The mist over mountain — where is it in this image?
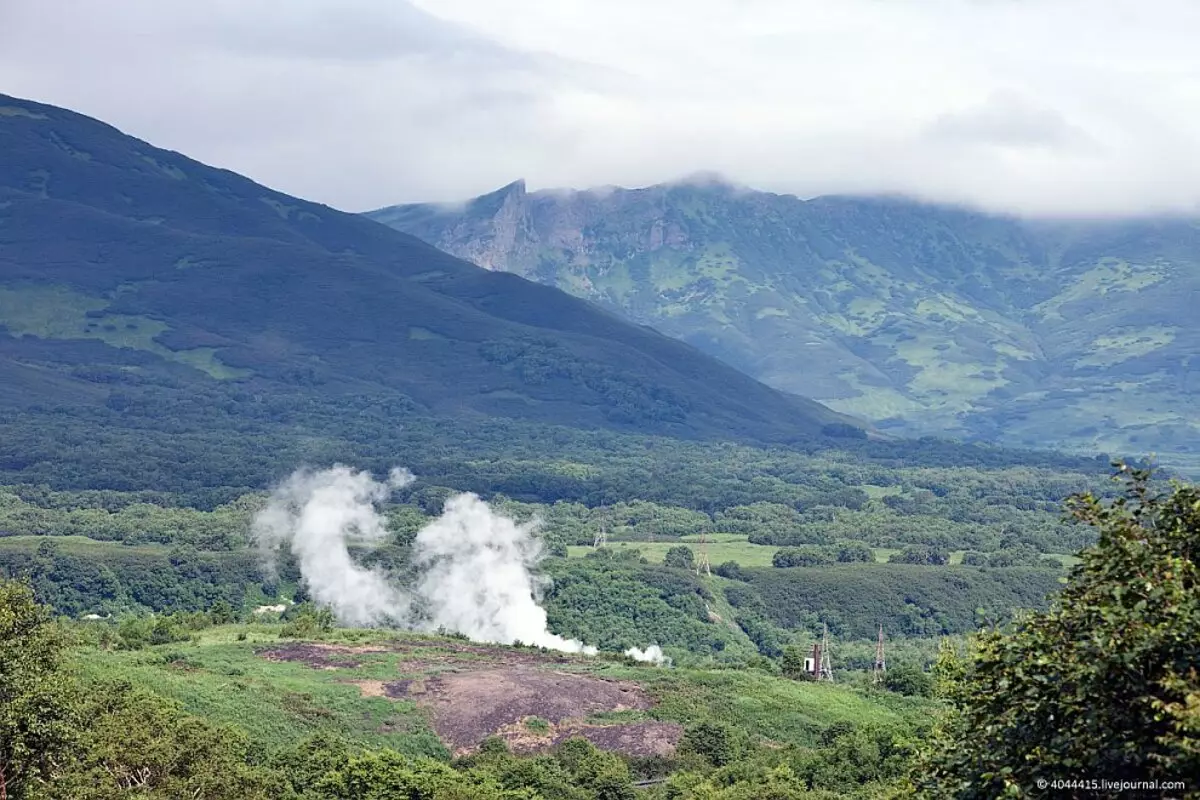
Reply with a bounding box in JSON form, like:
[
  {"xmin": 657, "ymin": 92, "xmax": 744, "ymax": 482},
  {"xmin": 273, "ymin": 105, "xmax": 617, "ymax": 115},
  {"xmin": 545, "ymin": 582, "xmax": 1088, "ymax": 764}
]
[
  {"xmin": 0, "ymin": 94, "xmax": 855, "ymax": 462},
  {"xmin": 370, "ymin": 178, "xmax": 1200, "ymax": 470}
]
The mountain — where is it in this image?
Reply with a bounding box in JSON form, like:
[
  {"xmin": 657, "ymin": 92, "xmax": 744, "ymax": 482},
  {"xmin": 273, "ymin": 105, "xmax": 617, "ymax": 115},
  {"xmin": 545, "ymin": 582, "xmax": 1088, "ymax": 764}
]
[
  {"xmin": 0, "ymin": 94, "xmax": 861, "ymax": 462},
  {"xmin": 369, "ymin": 179, "xmax": 1200, "ymax": 470}
]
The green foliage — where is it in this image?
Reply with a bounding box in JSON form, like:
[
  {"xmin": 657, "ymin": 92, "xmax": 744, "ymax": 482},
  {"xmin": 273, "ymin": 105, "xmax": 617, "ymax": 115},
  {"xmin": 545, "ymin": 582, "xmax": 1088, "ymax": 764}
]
[
  {"xmin": 835, "ymin": 542, "xmax": 874, "ymax": 563},
  {"xmin": 280, "ymin": 603, "xmax": 335, "ymax": 639},
  {"xmin": 543, "ymin": 559, "xmax": 741, "ymax": 657},
  {"xmin": 313, "ymin": 750, "xmax": 531, "ymax": 800},
  {"xmin": 270, "ymin": 732, "xmax": 352, "ymax": 797},
  {"xmin": 882, "ymin": 665, "xmax": 932, "ymax": 698},
  {"xmin": 0, "ymin": 536, "xmax": 266, "ymax": 617},
  {"xmin": 0, "ymin": 486, "xmax": 257, "ymax": 548},
  {"xmin": 772, "ymin": 546, "xmax": 834, "ymax": 568},
  {"xmin": 45, "ymin": 681, "xmax": 288, "ymax": 800},
  {"xmin": 910, "ymin": 468, "xmax": 1200, "ymax": 797},
  {"xmin": 679, "ymin": 721, "xmax": 739, "ymax": 767},
  {"xmin": 746, "ymin": 564, "xmax": 1062, "ymax": 639},
  {"xmin": 664, "ymin": 545, "xmax": 696, "ymax": 571},
  {"xmin": 780, "ymin": 645, "xmax": 809, "ymax": 680},
  {"xmin": 114, "ymin": 614, "xmax": 192, "ymax": 649},
  {"xmin": 0, "ymin": 580, "xmax": 78, "ymax": 800},
  {"xmin": 712, "ymin": 561, "xmax": 746, "ymax": 581},
  {"xmin": 887, "ymin": 546, "xmax": 949, "ymax": 566}
]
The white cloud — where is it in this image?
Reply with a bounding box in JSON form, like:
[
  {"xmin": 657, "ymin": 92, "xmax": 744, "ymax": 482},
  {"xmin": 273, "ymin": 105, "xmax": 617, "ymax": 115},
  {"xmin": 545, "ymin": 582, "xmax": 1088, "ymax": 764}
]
[{"xmin": 2, "ymin": 0, "xmax": 1199, "ymax": 215}]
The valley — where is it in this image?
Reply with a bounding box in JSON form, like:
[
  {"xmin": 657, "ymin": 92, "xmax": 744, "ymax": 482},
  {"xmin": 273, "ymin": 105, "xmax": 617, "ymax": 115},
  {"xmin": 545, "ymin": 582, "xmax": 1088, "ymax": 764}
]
[{"xmin": 1, "ymin": 89, "xmax": 1196, "ymax": 799}]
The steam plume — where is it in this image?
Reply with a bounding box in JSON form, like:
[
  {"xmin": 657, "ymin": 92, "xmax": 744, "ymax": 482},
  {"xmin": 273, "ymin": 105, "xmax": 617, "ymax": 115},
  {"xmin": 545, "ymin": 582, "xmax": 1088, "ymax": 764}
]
[
  {"xmin": 252, "ymin": 466, "xmax": 602, "ymax": 655},
  {"xmin": 624, "ymin": 645, "xmax": 668, "ymax": 666},
  {"xmin": 252, "ymin": 466, "xmax": 413, "ymax": 625},
  {"xmin": 413, "ymin": 493, "xmax": 595, "ymax": 653}
]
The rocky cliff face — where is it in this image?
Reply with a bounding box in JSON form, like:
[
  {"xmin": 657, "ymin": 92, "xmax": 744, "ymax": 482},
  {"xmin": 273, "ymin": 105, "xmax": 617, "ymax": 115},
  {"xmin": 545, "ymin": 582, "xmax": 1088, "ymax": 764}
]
[{"xmin": 368, "ymin": 179, "xmax": 1200, "ymax": 472}]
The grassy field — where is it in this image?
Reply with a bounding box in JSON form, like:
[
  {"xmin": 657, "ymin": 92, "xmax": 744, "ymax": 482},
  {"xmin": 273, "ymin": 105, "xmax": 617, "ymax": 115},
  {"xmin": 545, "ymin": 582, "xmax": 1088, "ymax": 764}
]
[
  {"xmin": 567, "ymin": 538, "xmax": 778, "ymax": 567},
  {"xmin": 568, "ymin": 538, "xmax": 1080, "ymax": 572},
  {"xmin": 75, "ymin": 626, "xmax": 447, "ymax": 755},
  {"xmin": 567, "ymin": 538, "xmax": 978, "ymax": 567},
  {"xmin": 0, "ymin": 284, "xmax": 248, "ymax": 379},
  {"xmin": 1041, "ymin": 552, "xmax": 1083, "ymax": 568},
  {"xmin": 0, "ymin": 534, "xmax": 172, "ymax": 556},
  {"xmin": 73, "ymin": 626, "xmax": 936, "ymax": 756}
]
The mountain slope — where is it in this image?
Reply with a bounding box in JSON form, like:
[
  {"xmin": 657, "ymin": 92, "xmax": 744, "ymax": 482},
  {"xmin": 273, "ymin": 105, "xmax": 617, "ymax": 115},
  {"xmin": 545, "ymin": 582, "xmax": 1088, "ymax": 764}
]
[
  {"xmin": 369, "ymin": 179, "xmax": 1200, "ymax": 468},
  {"xmin": 0, "ymin": 95, "xmax": 854, "ymax": 447}
]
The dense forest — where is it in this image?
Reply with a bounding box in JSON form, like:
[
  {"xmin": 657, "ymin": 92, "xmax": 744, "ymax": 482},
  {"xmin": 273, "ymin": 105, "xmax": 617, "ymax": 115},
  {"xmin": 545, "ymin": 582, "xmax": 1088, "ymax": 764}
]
[{"xmin": 0, "ymin": 412, "xmax": 1108, "ymax": 658}]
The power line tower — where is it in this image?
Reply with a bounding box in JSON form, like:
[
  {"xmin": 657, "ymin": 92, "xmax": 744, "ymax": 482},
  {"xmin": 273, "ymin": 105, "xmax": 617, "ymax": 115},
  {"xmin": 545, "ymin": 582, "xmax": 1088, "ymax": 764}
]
[
  {"xmin": 695, "ymin": 530, "xmax": 711, "ymax": 577},
  {"xmin": 695, "ymin": 504, "xmax": 715, "ymax": 577},
  {"xmin": 815, "ymin": 624, "xmax": 834, "ymax": 682},
  {"xmin": 873, "ymin": 624, "xmax": 887, "ymax": 685},
  {"xmin": 593, "ymin": 510, "xmax": 608, "ymax": 549}
]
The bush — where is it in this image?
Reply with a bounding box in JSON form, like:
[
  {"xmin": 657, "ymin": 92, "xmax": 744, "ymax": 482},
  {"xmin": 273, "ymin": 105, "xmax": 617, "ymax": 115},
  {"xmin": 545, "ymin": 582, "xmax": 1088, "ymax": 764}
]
[
  {"xmin": 780, "ymin": 644, "xmax": 809, "ymax": 679},
  {"xmin": 772, "ymin": 546, "xmax": 834, "ymax": 568},
  {"xmin": 663, "ymin": 545, "xmax": 695, "ymax": 571},
  {"xmin": 713, "ymin": 560, "xmax": 746, "ymax": 581},
  {"xmin": 888, "ymin": 546, "xmax": 949, "ymax": 566},
  {"xmin": 883, "ymin": 663, "xmax": 933, "ymax": 697},
  {"xmin": 680, "ymin": 721, "xmax": 737, "ymax": 767},
  {"xmin": 836, "ymin": 542, "xmax": 874, "ymax": 563},
  {"xmin": 279, "ymin": 603, "xmax": 335, "ymax": 638}
]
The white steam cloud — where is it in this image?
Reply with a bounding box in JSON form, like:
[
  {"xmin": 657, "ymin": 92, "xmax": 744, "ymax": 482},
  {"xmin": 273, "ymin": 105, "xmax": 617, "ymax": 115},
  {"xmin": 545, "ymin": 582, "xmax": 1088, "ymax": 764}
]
[
  {"xmin": 412, "ymin": 492, "xmax": 594, "ymax": 653},
  {"xmin": 624, "ymin": 645, "xmax": 668, "ymax": 666},
  {"xmin": 252, "ymin": 465, "xmax": 619, "ymax": 657},
  {"xmin": 252, "ymin": 466, "xmax": 414, "ymax": 625}
]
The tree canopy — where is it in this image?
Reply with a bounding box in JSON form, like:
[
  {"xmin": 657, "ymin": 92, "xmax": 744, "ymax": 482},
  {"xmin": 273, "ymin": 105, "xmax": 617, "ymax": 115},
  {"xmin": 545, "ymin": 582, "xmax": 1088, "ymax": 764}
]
[{"xmin": 910, "ymin": 466, "xmax": 1200, "ymax": 797}]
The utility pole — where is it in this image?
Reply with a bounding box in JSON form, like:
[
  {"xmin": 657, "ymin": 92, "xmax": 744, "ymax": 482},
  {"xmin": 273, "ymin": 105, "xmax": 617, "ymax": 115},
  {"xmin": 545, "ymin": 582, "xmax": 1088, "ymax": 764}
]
[{"xmin": 873, "ymin": 624, "xmax": 887, "ymax": 685}]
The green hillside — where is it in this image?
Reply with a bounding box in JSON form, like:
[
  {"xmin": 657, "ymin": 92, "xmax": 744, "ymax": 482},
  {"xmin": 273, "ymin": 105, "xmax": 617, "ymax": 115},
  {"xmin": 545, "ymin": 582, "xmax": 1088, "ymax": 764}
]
[
  {"xmin": 74, "ymin": 626, "xmax": 934, "ymax": 755},
  {"xmin": 0, "ymin": 93, "xmax": 854, "ymax": 476},
  {"xmin": 370, "ymin": 180, "xmax": 1200, "ymax": 472}
]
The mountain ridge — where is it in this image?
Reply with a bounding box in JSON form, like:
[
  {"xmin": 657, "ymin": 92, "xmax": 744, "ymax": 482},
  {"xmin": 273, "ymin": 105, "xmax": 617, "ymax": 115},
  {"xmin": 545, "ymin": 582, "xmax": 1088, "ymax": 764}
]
[
  {"xmin": 369, "ymin": 179, "xmax": 1200, "ymax": 470},
  {"xmin": 0, "ymin": 93, "xmax": 855, "ymax": 452}
]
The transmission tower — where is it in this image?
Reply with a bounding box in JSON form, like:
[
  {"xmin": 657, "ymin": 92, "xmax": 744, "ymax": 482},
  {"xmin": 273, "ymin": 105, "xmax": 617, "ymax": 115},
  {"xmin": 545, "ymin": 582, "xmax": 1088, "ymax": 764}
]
[
  {"xmin": 695, "ymin": 530, "xmax": 711, "ymax": 577},
  {"xmin": 873, "ymin": 624, "xmax": 887, "ymax": 685},
  {"xmin": 816, "ymin": 623, "xmax": 834, "ymax": 682},
  {"xmin": 593, "ymin": 511, "xmax": 608, "ymax": 549}
]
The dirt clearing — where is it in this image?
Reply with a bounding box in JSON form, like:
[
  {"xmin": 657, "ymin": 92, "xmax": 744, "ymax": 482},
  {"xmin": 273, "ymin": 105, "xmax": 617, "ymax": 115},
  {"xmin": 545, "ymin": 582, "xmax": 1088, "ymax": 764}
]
[
  {"xmin": 386, "ymin": 666, "xmax": 680, "ymax": 756},
  {"xmin": 255, "ymin": 639, "xmax": 682, "ymax": 756},
  {"xmin": 257, "ymin": 643, "xmax": 386, "ymax": 669}
]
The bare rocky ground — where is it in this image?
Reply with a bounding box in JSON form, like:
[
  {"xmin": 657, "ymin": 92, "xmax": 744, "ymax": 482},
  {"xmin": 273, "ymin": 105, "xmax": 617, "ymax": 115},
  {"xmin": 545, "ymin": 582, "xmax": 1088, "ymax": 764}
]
[{"xmin": 256, "ymin": 639, "xmax": 682, "ymax": 757}]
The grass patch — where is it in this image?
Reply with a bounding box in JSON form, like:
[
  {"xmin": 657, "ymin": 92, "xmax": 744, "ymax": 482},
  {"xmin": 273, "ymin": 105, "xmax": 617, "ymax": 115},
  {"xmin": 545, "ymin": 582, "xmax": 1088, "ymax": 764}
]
[
  {"xmin": 0, "ymin": 106, "xmax": 48, "ymax": 119},
  {"xmin": 630, "ymin": 666, "xmax": 935, "ymax": 746},
  {"xmin": 0, "ymin": 284, "xmax": 249, "ymax": 379},
  {"xmin": 567, "ymin": 539, "xmax": 778, "ymax": 568},
  {"xmin": 1076, "ymin": 326, "xmax": 1177, "ymax": 367},
  {"xmin": 872, "ymin": 548, "xmax": 900, "ymax": 564},
  {"xmin": 74, "ymin": 628, "xmax": 446, "ymax": 756}
]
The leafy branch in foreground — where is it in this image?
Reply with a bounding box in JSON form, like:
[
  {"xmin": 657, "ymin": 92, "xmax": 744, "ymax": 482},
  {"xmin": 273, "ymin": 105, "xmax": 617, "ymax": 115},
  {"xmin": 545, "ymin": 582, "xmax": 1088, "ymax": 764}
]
[
  {"xmin": 907, "ymin": 465, "xmax": 1200, "ymax": 798},
  {"xmin": 0, "ymin": 581, "xmax": 78, "ymax": 800}
]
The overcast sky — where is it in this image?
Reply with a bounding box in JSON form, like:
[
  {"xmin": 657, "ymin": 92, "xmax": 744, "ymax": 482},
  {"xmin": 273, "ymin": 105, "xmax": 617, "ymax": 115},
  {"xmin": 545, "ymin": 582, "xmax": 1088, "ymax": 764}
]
[{"xmin": 2, "ymin": 0, "xmax": 1199, "ymax": 216}]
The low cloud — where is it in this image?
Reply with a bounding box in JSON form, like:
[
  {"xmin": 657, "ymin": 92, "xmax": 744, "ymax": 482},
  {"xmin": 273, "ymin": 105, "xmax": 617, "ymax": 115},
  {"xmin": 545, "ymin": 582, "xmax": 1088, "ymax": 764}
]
[{"xmin": 2, "ymin": 0, "xmax": 1199, "ymax": 215}]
